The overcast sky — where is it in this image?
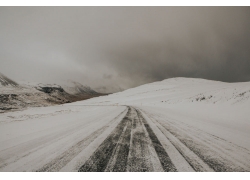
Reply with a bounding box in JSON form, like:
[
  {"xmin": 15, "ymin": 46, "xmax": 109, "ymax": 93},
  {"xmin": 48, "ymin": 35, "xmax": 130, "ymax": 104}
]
[{"xmin": 0, "ymin": 7, "xmax": 250, "ymax": 93}]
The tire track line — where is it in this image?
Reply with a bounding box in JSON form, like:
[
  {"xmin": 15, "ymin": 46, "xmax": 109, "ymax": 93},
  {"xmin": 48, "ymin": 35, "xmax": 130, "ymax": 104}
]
[
  {"xmin": 138, "ymin": 108, "xmax": 194, "ymax": 172},
  {"xmin": 144, "ymin": 111, "xmax": 214, "ymax": 172},
  {"xmin": 135, "ymin": 109, "xmax": 177, "ymax": 172},
  {"xmin": 78, "ymin": 106, "xmax": 180, "ymax": 172},
  {"xmin": 126, "ymin": 108, "xmax": 155, "ymax": 172},
  {"xmin": 60, "ymin": 108, "xmax": 127, "ymax": 171},
  {"xmin": 104, "ymin": 119, "xmax": 131, "ymax": 172},
  {"xmin": 158, "ymin": 118, "xmax": 250, "ymax": 171},
  {"xmin": 0, "ymin": 108, "xmax": 121, "ymax": 170},
  {"xmin": 78, "ymin": 107, "xmax": 132, "ymax": 172},
  {"xmin": 36, "ymin": 108, "xmax": 128, "ymax": 172},
  {"xmin": 136, "ymin": 109, "xmax": 164, "ymax": 172}
]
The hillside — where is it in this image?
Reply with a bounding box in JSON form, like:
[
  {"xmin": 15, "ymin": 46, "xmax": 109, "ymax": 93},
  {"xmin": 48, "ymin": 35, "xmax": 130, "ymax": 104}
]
[
  {"xmin": 79, "ymin": 77, "xmax": 250, "ymax": 106},
  {"xmin": 0, "ymin": 73, "xmax": 102, "ymax": 113},
  {"xmin": 61, "ymin": 81, "xmax": 98, "ymax": 95},
  {"xmin": 0, "ymin": 73, "xmax": 18, "ymax": 87}
]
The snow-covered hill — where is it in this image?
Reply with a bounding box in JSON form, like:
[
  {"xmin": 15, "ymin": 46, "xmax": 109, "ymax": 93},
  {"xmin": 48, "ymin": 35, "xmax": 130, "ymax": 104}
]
[
  {"xmin": 80, "ymin": 77, "xmax": 250, "ymax": 106},
  {"xmin": 0, "ymin": 73, "xmax": 102, "ymax": 113}
]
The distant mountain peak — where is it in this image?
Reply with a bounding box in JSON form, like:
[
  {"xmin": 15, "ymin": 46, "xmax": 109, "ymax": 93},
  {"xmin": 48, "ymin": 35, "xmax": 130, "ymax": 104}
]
[
  {"xmin": 0, "ymin": 72, "xmax": 18, "ymax": 87},
  {"xmin": 61, "ymin": 81, "xmax": 98, "ymax": 95}
]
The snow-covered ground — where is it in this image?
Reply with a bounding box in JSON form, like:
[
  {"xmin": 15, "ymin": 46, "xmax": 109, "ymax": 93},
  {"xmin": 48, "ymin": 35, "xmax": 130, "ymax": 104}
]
[
  {"xmin": 0, "ymin": 78, "xmax": 249, "ymax": 171},
  {"xmin": 0, "ymin": 105, "xmax": 126, "ymax": 171},
  {"xmin": 76, "ymin": 78, "xmax": 250, "ymax": 147}
]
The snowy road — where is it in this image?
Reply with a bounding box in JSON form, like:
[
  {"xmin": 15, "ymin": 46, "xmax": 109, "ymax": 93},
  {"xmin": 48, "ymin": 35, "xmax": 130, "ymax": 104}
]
[
  {"xmin": 0, "ymin": 104, "xmax": 249, "ymax": 172},
  {"xmin": 137, "ymin": 107, "xmax": 250, "ymax": 172}
]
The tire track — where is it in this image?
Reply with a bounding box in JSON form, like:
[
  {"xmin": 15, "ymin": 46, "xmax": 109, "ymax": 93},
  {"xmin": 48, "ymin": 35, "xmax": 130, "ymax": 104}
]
[
  {"xmin": 37, "ymin": 109, "xmax": 128, "ymax": 172},
  {"xmin": 104, "ymin": 120, "xmax": 131, "ymax": 172},
  {"xmin": 137, "ymin": 108, "xmax": 250, "ymax": 172},
  {"xmin": 78, "ymin": 106, "xmax": 177, "ymax": 172},
  {"xmin": 156, "ymin": 118, "xmax": 248, "ymax": 171},
  {"xmin": 0, "ymin": 107, "xmax": 124, "ymax": 170},
  {"xmin": 136, "ymin": 109, "xmax": 177, "ymax": 172},
  {"xmin": 142, "ymin": 110, "xmax": 214, "ymax": 172},
  {"xmin": 78, "ymin": 107, "xmax": 132, "ymax": 172},
  {"xmin": 158, "ymin": 118, "xmax": 250, "ymax": 171},
  {"xmin": 138, "ymin": 108, "xmax": 194, "ymax": 172},
  {"xmin": 126, "ymin": 108, "xmax": 155, "ymax": 172}
]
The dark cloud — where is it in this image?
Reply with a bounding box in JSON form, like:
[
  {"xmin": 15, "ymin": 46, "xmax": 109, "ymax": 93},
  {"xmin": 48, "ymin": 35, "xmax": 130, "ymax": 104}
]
[{"xmin": 0, "ymin": 7, "xmax": 249, "ymax": 93}]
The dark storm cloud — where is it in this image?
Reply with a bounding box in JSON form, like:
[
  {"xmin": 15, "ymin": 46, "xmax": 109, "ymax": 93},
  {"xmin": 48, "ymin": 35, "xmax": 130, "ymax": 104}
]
[
  {"xmin": 0, "ymin": 7, "xmax": 250, "ymax": 93},
  {"xmin": 103, "ymin": 7, "xmax": 250, "ymax": 87}
]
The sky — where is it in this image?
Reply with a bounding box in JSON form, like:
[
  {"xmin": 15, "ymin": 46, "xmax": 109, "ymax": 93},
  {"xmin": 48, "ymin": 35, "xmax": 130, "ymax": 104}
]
[{"xmin": 0, "ymin": 7, "xmax": 250, "ymax": 93}]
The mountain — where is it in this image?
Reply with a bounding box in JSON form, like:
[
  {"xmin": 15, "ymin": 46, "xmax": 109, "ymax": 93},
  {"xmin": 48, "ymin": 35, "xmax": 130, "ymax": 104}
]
[
  {"xmin": 33, "ymin": 82, "xmax": 102, "ymax": 103},
  {"xmin": 0, "ymin": 73, "xmax": 103, "ymax": 113},
  {"xmin": 19, "ymin": 80, "xmax": 100, "ymax": 96},
  {"xmin": 0, "ymin": 73, "xmax": 18, "ymax": 87},
  {"xmin": 62, "ymin": 81, "xmax": 98, "ymax": 95}
]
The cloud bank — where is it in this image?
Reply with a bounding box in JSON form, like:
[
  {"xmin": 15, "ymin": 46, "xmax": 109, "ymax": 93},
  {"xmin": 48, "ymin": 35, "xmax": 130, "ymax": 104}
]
[{"xmin": 0, "ymin": 7, "xmax": 249, "ymax": 93}]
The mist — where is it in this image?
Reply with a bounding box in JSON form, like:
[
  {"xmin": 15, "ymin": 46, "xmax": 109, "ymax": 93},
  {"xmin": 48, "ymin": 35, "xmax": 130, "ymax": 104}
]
[{"xmin": 0, "ymin": 7, "xmax": 250, "ymax": 93}]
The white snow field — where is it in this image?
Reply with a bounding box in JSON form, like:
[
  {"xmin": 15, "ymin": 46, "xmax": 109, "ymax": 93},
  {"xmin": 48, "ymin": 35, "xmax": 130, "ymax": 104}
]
[{"xmin": 0, "ymin": 78, "xmax": 249, "ymax": 172}]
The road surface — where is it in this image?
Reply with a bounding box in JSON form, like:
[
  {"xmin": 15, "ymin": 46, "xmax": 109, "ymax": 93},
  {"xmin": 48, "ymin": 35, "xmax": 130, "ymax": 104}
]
[{"xmin": 0, "ymin": 105, "xmax": 249, "ymax": 172}]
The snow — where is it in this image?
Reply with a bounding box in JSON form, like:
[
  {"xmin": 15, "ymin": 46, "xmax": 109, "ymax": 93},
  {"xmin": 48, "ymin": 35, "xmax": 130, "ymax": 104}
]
[
  {"xmin": 0, "ymin": 77, "xmax": 249, "ymax": 171},
  {"xmin": 74, "ymin": 77, "xmax": 250, "ymax": 149},
  {"xmin": 0, "ymin": 104, "xmax": 126, "ymax": 171}
]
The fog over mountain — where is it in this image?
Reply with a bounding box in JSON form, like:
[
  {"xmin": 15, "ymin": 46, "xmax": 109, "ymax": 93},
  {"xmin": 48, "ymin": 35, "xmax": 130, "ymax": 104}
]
[{"xmin": 0, "ymin": 7, "xmax": 250, "ymax": 93}]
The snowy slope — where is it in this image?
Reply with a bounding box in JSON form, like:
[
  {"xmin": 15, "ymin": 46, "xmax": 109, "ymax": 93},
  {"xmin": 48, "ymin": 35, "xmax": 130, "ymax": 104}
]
[
  {"xmin": 74, "ymin": 77, "xmax": 250, "ymax": 150},
  {"xmin": 0, "ymin": 77, "xmax": 249, "ymax": 172},
  {"xmin": 0, "ymin": 73, "xmax": 102, "ymax": 113},
  {"xmin": 0, "ymin": 73, "xmax": 18, "ymax": 87},
  {"xmin": 19, "ymin": 80, "xmax": 98, "ymax": 96},
  {"xmin": 0, "ymin": 105, "xmax": 127, "ymax": 171},
  {"xmin": 78, "ymin": 77, "xmax": 250, "ymax": 106},
  {"xmin": 1, "ymin": 77, "xmax": 72, "ymax": 113},
  {"xmin": 61, "ymin": 81, "xmax": 98, "ymax": 95}
]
